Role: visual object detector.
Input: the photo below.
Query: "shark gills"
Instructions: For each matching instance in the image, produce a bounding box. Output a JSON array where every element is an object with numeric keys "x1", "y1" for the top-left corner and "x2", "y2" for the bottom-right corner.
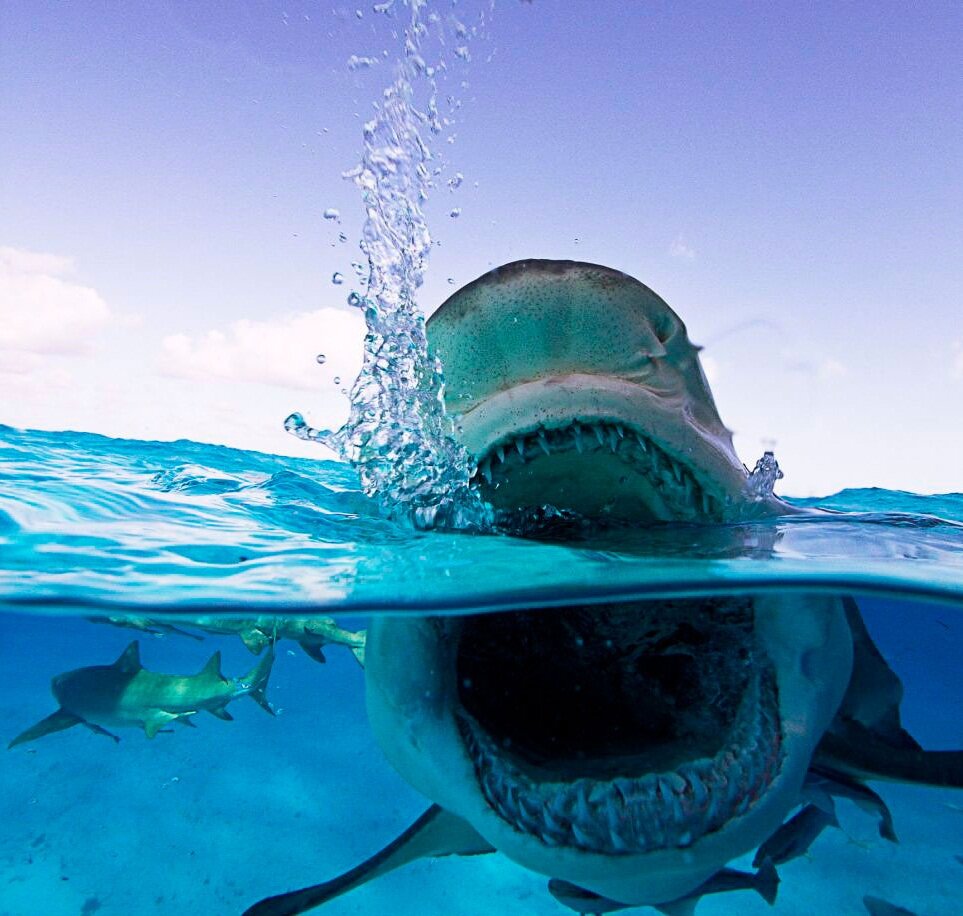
[{"x1": 8, "y1": 640, "x2": 275, "y2": 749}]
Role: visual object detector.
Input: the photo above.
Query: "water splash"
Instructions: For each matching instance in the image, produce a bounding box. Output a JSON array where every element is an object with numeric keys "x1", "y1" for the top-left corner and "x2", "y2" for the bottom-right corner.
[
  {"x1": 288, "y1": 0, "x2": 490, "y2": 531},
  {"x1": 746, "y1": 451, "x2": 785, "y2": 501}
]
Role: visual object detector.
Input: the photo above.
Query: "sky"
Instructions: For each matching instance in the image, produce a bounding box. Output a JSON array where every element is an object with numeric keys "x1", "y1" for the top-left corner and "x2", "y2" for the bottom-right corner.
[{"x1": 1, "y1": 0, "x2": 960, "y2": 497}]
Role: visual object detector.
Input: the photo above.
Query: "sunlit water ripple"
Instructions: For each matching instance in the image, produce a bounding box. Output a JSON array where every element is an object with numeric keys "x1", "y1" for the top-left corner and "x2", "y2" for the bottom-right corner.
[{"x1": 2, "y1": 425, "x2": 961, "y2": 615}]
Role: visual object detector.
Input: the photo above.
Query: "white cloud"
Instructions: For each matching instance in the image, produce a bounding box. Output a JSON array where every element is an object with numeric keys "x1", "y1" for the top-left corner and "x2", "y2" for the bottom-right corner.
[
  {"x1": 0, "y1": 246, "x2": 111, "y2": 355},
  {"x1": 158, "y1": 307, "x2": 364, "y2": 391},
  {"x1": 669, "y1": 236, "x2": 696, "y2": 260},
  {"x1": 781, "y1": 349, "x2": 847, "y2": 381}
]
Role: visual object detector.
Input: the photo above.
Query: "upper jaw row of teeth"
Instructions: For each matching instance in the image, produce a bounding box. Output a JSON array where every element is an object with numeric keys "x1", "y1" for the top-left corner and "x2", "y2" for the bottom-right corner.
[
  {"x1": 471, "y1": 421, "x2": 720, "y2": 517},
  {"x1": 462, "y1": 668, "x2": 782, "y2": 855}
]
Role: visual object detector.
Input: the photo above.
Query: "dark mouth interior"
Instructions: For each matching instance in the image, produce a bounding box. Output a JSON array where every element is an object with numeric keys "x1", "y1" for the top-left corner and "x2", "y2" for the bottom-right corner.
[
  {"x1": 453, "y1": 598, "x2": 783, "y2": 853},
  {"x1": 457, "y1": 599, "x2": 753, "y2": 781}
]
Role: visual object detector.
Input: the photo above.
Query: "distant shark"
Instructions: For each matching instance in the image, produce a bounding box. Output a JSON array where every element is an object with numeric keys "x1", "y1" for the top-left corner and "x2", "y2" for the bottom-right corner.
[
  {"x1": 188, "y1": 615, "x2": 366, "y2": 667},
  {"x1": 9, "y1": 640, "x2": 274, "y2": 748},
  {"x1": 247, "y1": 261, "x2": 962, "y2": 915}
]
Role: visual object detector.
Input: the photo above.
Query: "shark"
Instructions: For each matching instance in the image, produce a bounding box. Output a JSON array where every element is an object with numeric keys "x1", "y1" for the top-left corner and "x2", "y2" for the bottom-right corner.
[
  {"x1": 9, "y1": 640, "x2": 275, "y2": 748},
  {"x1": 247, "y1": 261, "x2": 962, "y2": 915},
  {"x1": 182, "y1": 615, "x2": 366, "y2": 667}
]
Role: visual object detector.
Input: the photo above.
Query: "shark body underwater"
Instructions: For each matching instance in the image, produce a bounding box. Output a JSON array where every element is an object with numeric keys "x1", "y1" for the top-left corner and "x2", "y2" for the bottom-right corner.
[
  {"x1": 8, "y1": 640, "x2": 275, "y2": 747},
  {"x1": 239, "y1": 260, "x2": 960, "y2": 914}
]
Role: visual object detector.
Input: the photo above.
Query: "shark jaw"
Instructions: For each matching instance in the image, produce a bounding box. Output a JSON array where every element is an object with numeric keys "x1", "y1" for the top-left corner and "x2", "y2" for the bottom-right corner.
[
  {"x1": 426, "y1": 259, "x2": 793, "y2": 523},
  {"x1": 455, "y1": 599, "x2": 782, "y2": 855},
  {"x1": 365, "y1": 594, "x2": 852, "y2": 906}
]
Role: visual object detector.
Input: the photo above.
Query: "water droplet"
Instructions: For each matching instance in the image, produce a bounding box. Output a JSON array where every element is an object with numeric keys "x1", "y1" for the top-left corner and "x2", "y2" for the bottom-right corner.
[
  {"x1": 338, "y1": 232, "x2": 348, "y2": 243},
  {"x1": 449, "y1": 208, "x2": 461, "y2": 218},
  {"x1": 347, "y1": 55, "x2": 378, "y2": 71},
  {"x1": 332, "y1": 272, "x2": 345, "y2": 285},
  {"x1": 323, "y1": 208, "x2": 340, "y2": 221},
  {"x1": 316, "y1": 354, "x2": 326, "y2": 365},
  {"x1": 333, "y1": 376, "x2": 341, "y2": 385},
  {"x1": 447, "y1": 277, "x2": 455, "y2": 285},
  {"x1": 447, "y1": 172, "x2": 464, "y2": 191},
  {"x1": 347, "y1": 291, "x2": 362, "y2": 308}
]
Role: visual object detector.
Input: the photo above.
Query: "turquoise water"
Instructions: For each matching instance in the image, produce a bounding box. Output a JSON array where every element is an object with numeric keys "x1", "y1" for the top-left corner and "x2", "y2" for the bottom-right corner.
[
  {"x1": 1, "y1": 424, "x2": 961, "y2": 915},
  {"x1": 3, "y1": 425, "x2": 962, "y2": 614}
]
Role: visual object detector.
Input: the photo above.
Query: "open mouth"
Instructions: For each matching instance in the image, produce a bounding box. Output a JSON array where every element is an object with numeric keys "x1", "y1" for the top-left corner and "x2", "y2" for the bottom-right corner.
[
  {"x1": 470, "y1": 420, "x2": 723, "y2": 522},
  {"x1": 454, "y1": 598, "x2": 783, "y2": 854}
]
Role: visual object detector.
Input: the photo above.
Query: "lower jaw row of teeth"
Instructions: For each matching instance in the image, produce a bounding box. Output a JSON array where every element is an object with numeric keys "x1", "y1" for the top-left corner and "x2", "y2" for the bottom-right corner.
[
  {"x1": 464, "y1": 669, "x2": 781, "y2": 854},
  {"x1": 472, "y1": 422, "x2": 719, "y2": 517}
]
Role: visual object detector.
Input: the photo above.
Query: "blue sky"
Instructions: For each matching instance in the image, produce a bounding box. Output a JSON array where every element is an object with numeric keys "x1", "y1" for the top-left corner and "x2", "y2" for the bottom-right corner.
[{"x1": 1, "y1": 1, "x2": 960, "y2": 495}]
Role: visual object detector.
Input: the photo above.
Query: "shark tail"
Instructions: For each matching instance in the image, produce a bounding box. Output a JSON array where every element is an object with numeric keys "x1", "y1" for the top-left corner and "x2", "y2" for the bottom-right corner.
[
  {"x1": 753, "y1": 858, "x2": 780, "y2": 907},
  {"x1": 238, "y1": 646, "x2": 275, "y2": 715}
]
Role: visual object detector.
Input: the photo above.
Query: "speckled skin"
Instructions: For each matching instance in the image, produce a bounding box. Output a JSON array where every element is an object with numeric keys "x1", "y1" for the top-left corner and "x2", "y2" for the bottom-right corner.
[{"x1": 426, "y1": 259, "x2": 792, "y2": 520}]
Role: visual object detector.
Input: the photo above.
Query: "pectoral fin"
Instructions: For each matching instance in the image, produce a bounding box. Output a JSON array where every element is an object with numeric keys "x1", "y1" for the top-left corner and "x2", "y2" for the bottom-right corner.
[
  {"x1": 8, "y1": 708, "x2": 83, "y2": 749},
  {"x1": 548, "y1": 879, "x2": 629, "y2": 913},
  {"x1": 144, "y1": 710, "x2": 183, "y2": 738},
  {"x1": 243, "y1": 805, "x2": 493, "y2": 916},
  {"x1": 816, "y1": 719, "x2": 963, "y2": 787},
  {"x1": 83, "y1": 721, "x2": 120, "y2": 742},
  {"x1": 299, "y1": 642, "x2": 327, "y2": 665},
  {"x1": 208, "y1": 706, "x2": 234, "y2": 721}
]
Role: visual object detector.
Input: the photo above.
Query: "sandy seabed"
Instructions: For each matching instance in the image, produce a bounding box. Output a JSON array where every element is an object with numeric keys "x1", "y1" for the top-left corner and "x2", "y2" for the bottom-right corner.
[{"x1": 0, "y1": 605, "x2": 960, "y2": 916}]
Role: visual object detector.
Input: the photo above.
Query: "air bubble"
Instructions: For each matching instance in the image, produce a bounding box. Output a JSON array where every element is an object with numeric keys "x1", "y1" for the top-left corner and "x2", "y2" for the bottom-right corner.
[
  {"x1": 449, "y1": 208, "x2": 461, "y2": 218},
  {"x1": 332, "y1": 272, "x2": 345, "y2": 285},
  {"x1": 323, "y1": 208, "x2": 340, "y2": 221},
  {"x1": 316, "y1": 354, "x2": 326, "y2": 365}
]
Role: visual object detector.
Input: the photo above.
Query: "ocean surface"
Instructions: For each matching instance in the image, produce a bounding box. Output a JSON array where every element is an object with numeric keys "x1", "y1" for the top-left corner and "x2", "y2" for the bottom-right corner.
[{"x1": 1, "y1": 424, "x2": 961, "y2": 915}]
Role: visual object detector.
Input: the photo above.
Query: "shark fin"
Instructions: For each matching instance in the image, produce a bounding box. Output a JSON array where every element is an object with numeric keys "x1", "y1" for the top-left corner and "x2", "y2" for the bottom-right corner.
[
  {"x1": 349, "y1": 645, "x2": 365, "y2": 668},
  {"x1": 174, "y1": 715, "x2": 198, "y2": 728},
  {"x1": 243, "y1": 805, "x2": 493, "y2": 916},
  {"x1": 114, "y1": 641, "x2": 142, "y2": 674},
  {"x1": 240, "y1": 629, "x2": 268, "y2": 655},
  {"x1": 200, "y1": 651, "x2": 226, "y2": 682},
  {"x1": 208, "y1": 706, "x2": 234, "y2": 721},
  {"x1": 817, "y1": 598, "x2": 963, "y2": 787},
  {"x1": 655, "y1": 902, "x2": 697, "y2": 916},
  {"x1": 816, "y1": 719, "x2": 963, "y2": 787},
  {"x1": 239, "y1": 647, "x2": 275, "y2": 716},
  {"x1": 754, "y1": 858, "x2": 780, "y2": 906},
  {"x1": 83, "y1": 721, "x2": 120, "y2": 742},
  {"x1": 300, "y1": 642, "x2": 327, "y2": 665},
  {"x1": 8, "y1": 708, "x2": 83, "y2": 749},
  {"x1": 144, "y1": 711, "x2": 181, "y2": 738},
  {"x1": 547, "y1": 878, "x2": 628, "y2": 913}
]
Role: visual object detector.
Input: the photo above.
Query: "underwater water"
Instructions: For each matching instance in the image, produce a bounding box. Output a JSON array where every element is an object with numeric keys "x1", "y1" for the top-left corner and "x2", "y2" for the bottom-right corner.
[{"x1": 1, "y1": 424, "x2": 961, "y2": 915}]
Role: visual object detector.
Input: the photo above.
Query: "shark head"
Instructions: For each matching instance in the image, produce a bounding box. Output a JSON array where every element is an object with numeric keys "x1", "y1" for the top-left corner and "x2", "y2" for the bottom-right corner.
[
  {"x1": 426, "y1": 259, "x2": 789, "y2": 522},
  {"x1": 360, "y1": 261, "x2": 854, "y2": 907}
]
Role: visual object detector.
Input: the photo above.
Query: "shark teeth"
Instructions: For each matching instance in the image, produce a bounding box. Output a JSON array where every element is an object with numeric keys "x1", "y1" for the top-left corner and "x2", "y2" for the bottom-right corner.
[
  {"x1": 458, "y1": 667, "x2": 782, "y2": 856},
  {"x1": 470, "y1": 420, "x2": 720, "y2": 520}
]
